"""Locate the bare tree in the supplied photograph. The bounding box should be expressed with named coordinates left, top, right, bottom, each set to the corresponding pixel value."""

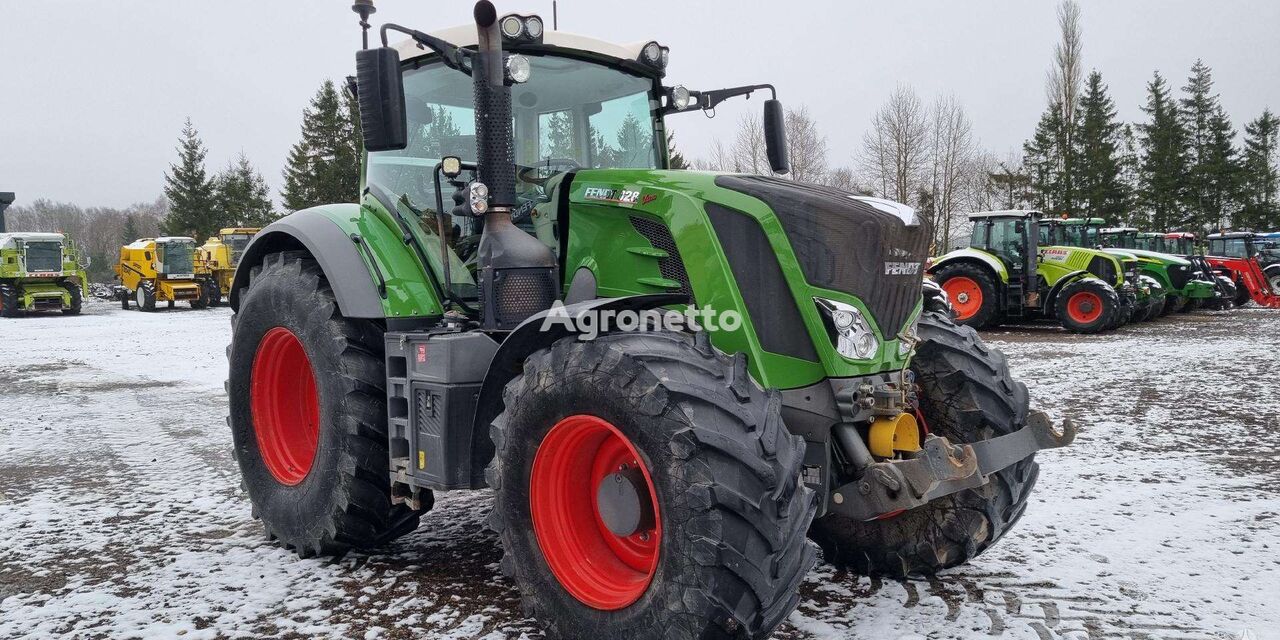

left=784, top=106, right=828, bottom=183
left=927, top=95, right=976, bottom=249
left=6, top=197, right=168, bottom=281
left=731, top=113, right=769, bottom=175
left=859, top=84, right=930, bottom=207
left=1046, top=0, right=1083, bottom=206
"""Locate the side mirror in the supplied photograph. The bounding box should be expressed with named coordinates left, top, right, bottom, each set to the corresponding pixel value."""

left=763, top=99, right=789, bottom=175
left=355, top=47, right=407, bottom=152
left=82, top=255, right=93, bottom=269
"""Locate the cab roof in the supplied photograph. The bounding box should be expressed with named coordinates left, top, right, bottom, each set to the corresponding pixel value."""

left=1207, top=231, right=1254, bottom=239
left=218, top=228, right=260, bottom=235
left=126, top=236, right=195, bottom=249
left=0, top=232, right=64, bottom=249
left=967, top=210, right=1042, bottom=220
left=395, top=24, right=654, bottom=67
left=1165, top=232, right=1197, bottom=239
left=1056, top=217, right=1105, bottom=225
left=1102, top=227, right=1137, bottom=233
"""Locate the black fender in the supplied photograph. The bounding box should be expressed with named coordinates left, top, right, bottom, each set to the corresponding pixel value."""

left=228, top=208, right=384, bottom=318
left=1044, top=269, right=1094, bottom=311
left=466, top=293, right=689, bottom=486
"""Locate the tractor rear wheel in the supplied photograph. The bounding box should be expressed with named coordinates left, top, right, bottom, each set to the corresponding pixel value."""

left=488, top=331, right=816, bottom=640
left=1233, top=278, right=1251, bottom=307
left=0, top=283, right=19, bottom=317
left=808, top=311, right=1036, bottom=576
left=1055, top=279, right=1120, bottom=333
left=1162, top=295, right=1184, bottom=316
left=1181, top=296, right=1202, bottom=312
left=934, top=263, right=1000, bottom=328
left=60, top=282, right=82, bottom=316
left=135, top=282, right=156, bottom=312
left=228, top=251, right=422, bottom=558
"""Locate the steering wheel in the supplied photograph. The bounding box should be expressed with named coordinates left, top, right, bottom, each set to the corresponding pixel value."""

left=518, top=158, right=581, bottom=186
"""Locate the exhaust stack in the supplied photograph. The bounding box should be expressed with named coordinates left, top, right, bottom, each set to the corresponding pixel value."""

left=0, top=192, right=14, bottom=233
left=471, top=1, right=558, bottom=331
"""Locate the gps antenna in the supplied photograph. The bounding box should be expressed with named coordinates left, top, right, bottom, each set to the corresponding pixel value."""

left=352, top=0, right=376, bottom=49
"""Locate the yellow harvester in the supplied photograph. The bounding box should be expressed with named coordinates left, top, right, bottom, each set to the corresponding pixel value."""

left=196, top=227, right=259, bottom=305
left=114, top=237, right=212, bottom=311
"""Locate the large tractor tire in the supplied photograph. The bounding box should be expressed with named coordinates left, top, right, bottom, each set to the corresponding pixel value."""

left=0, top=283, right=20, bottom=318
left=1181, top=296, right=1202, bottom=313
left=1162, top=295, right=1185, bottom=316
left=933, top=263, right=1000, bottom=328
left=1055, top=279, right=1120, bottom=334
left=190, top=282, right=211, bottom=309
left=135, top=281, right=157, bottom=312
left=808, top=311, right=1036, bottom=576
left=228, top=251, right=422, bottom=558
left=1267, top=267, right=1280, bottom=295
left=61, top=282, right=82, bottom=316
left=488, top=331, right=816, bottom=640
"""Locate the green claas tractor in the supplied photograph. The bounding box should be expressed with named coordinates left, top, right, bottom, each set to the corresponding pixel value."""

left=0, top=231, right=90, bottom=317
left=1027, top=217, right=1157, bottom=322
left=929, top=210, right=1138, bottom=333
left=1071, top=223, right=1215, bottom=317
left=223, top=3, right=1075, bottom=638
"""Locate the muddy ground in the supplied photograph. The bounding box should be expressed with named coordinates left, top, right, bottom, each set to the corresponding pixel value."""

left=1, top=300, right=1277, bottom=639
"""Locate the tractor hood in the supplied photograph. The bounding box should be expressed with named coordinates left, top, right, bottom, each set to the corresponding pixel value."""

left=1120, top=248, right=1192, bottom=266
left=710, top=175, right=931, bottom=337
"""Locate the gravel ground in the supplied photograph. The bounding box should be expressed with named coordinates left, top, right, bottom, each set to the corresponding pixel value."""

left=1, top=299, right=1277, bottom=639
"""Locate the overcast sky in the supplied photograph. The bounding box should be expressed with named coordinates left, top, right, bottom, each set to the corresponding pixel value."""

left=2, top=0, right=1278, bottom=208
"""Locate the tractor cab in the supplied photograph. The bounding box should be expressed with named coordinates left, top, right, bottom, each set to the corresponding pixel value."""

left=1206, top=231, right=1280, bottom=306
left=1100, top=227, right=1139, bottom=249
left=968, top=211, right=1039, bottom=307
left=1135, top=232, right=1168, bottom=253
left=1041, top=216, right=1104, bottom=248
left=1164, top=232, right=1199, bottom=257
left=1, top=232, right=66, bottom=275
left=153, top=237, right=197, bottom=278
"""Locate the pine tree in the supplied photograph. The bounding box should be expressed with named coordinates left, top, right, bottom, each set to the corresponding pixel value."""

left=121, top=214, right=139, bottom=244
left=1180, top=60, right=1238, bottom=231
left=280, top=80, right=362, bottom=211
left=666, top=130, right=690, bottom=169
left=1136, top=72, right=1189, bottom=231
left=615, top=113, right=653, bottom=167
left=162, top=118, right=217, bottom=240
left=1116, top=124, right=1142, bottom=225
left=1074, top=71, right=1127, bottom=222
left=1239, top=110, right=1279, bottom=230
left=215, top=153, right=277, bottom=228
left=1023, top=103, right=1070, bottom=214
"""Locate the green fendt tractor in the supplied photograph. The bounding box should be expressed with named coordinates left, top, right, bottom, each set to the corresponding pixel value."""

left=223, top=3, right=1074, bottom=638
left=1059, top=221, right=1213, bottom=317
left=0, top=230, right=90, bottom=317
left=929, top=210, right=1139, bottom=333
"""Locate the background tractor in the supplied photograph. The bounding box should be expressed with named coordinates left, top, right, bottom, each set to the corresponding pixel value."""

left=1206, top=232, right=1280, bottom=308
left=114, top=237, right=212, bottom=311
left=222, top=3, right=1073, bottom=638
left=0, top=230, right=89, bottom=317
left=929, top=210, right=1137, bottom=333
left=197, top=227, right=260, bottom=305
left=1092, top=225, right=1213, bottom=316
left=1162, top=231, right=1238, bottom=310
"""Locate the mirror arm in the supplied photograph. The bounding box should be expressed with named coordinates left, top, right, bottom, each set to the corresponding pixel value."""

left=663, top=83, right=777, bottom=115
left=380, top=23, right=473, bottom=74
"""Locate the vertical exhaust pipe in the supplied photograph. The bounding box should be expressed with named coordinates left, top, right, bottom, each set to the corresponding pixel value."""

left=471, top=1, right=558, bottom=331
left=0, top=192, right=14, bottom=234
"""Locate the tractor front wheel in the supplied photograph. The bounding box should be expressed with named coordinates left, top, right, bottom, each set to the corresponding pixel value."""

left=808, top=311, right=1036, bottom=576
left=135, top=282, right=156, bottom=312
left=228, top=251, right=422, bottom=558
left=1233, top=278, right=1252, bottom=307
left=0, top=283, right=19, bottom=318
left=190, top=283, right=211, bottom=309
left=1055, top=279, right=1120, bottom=333
left=61, top=282, right=82, bottom=316
left=1162, top=295, right=1185, bottom=316
left=488, top=331, right=816, bottom=640
left=934, top=263, right=1000, bottom=328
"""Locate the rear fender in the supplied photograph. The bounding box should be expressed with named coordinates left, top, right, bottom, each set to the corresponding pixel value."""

left=466, top=294, right=688, bottom=487
left=1044, top=270, right=1094, bottom=311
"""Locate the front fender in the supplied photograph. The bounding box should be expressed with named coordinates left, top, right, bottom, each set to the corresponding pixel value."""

left=1044, top=269, right=1095, bottom=311
left=929, top=248, right=1009, bottom=283
left=467, top=293, right=688, bottom=486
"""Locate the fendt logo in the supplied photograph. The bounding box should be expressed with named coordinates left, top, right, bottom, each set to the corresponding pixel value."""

left=884, top=262, right=921, bottom=276
left=583, top=186, right=643, bottom=205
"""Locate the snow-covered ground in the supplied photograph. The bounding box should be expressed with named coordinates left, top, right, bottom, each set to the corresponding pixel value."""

left=2, top=299, right=1278, bottom=639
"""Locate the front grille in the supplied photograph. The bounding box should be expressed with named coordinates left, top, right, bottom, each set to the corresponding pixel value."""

left=705, top=203, right=818, bottom=362
left=629, top=215, right=692, bottom=298
left=714, top=175, right=929, bottom=336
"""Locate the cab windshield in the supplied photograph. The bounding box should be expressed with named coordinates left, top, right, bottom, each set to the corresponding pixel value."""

left=367, top=54, right=661, bottom=215
left=224, top=234, right=253, bottom=268
left=157, top=241, right=195, bottom=274
left=1060, top=225, right=1097, bottom=248
left=24, top=241, right=63, bottom=273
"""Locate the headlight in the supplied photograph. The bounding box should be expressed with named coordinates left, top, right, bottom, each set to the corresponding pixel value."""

left=670, top=85, right=691, bottom=110
left=642, top=42, right=661, bottom=65
left=500, top=15, right=524, bottom=38
left=505, top=54, right=531, bottom=83
left=816, top=298, right=879, bottom=360
left=524, top=15, right=544, bottom=39
left=468, top=182, right=490, bottom=215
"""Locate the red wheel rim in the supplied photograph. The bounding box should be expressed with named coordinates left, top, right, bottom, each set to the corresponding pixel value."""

left=942, top=276, right=983, bottom=320
left=250, top=327, right=320, bottom=485
left=1067, top=291, right=1103, bottom=324
left=530, top=415, right=661, bottom=610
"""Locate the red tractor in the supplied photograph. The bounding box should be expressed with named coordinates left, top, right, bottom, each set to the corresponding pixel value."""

left=1205, top=232, right=1280, bottom=308
left=1163, top=231, right=1238, bottom=310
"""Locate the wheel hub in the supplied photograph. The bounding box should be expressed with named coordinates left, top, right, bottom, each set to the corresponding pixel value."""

left=956, top=292, right=969, bottom=304
left=596, top=466, right=656, bottom=537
